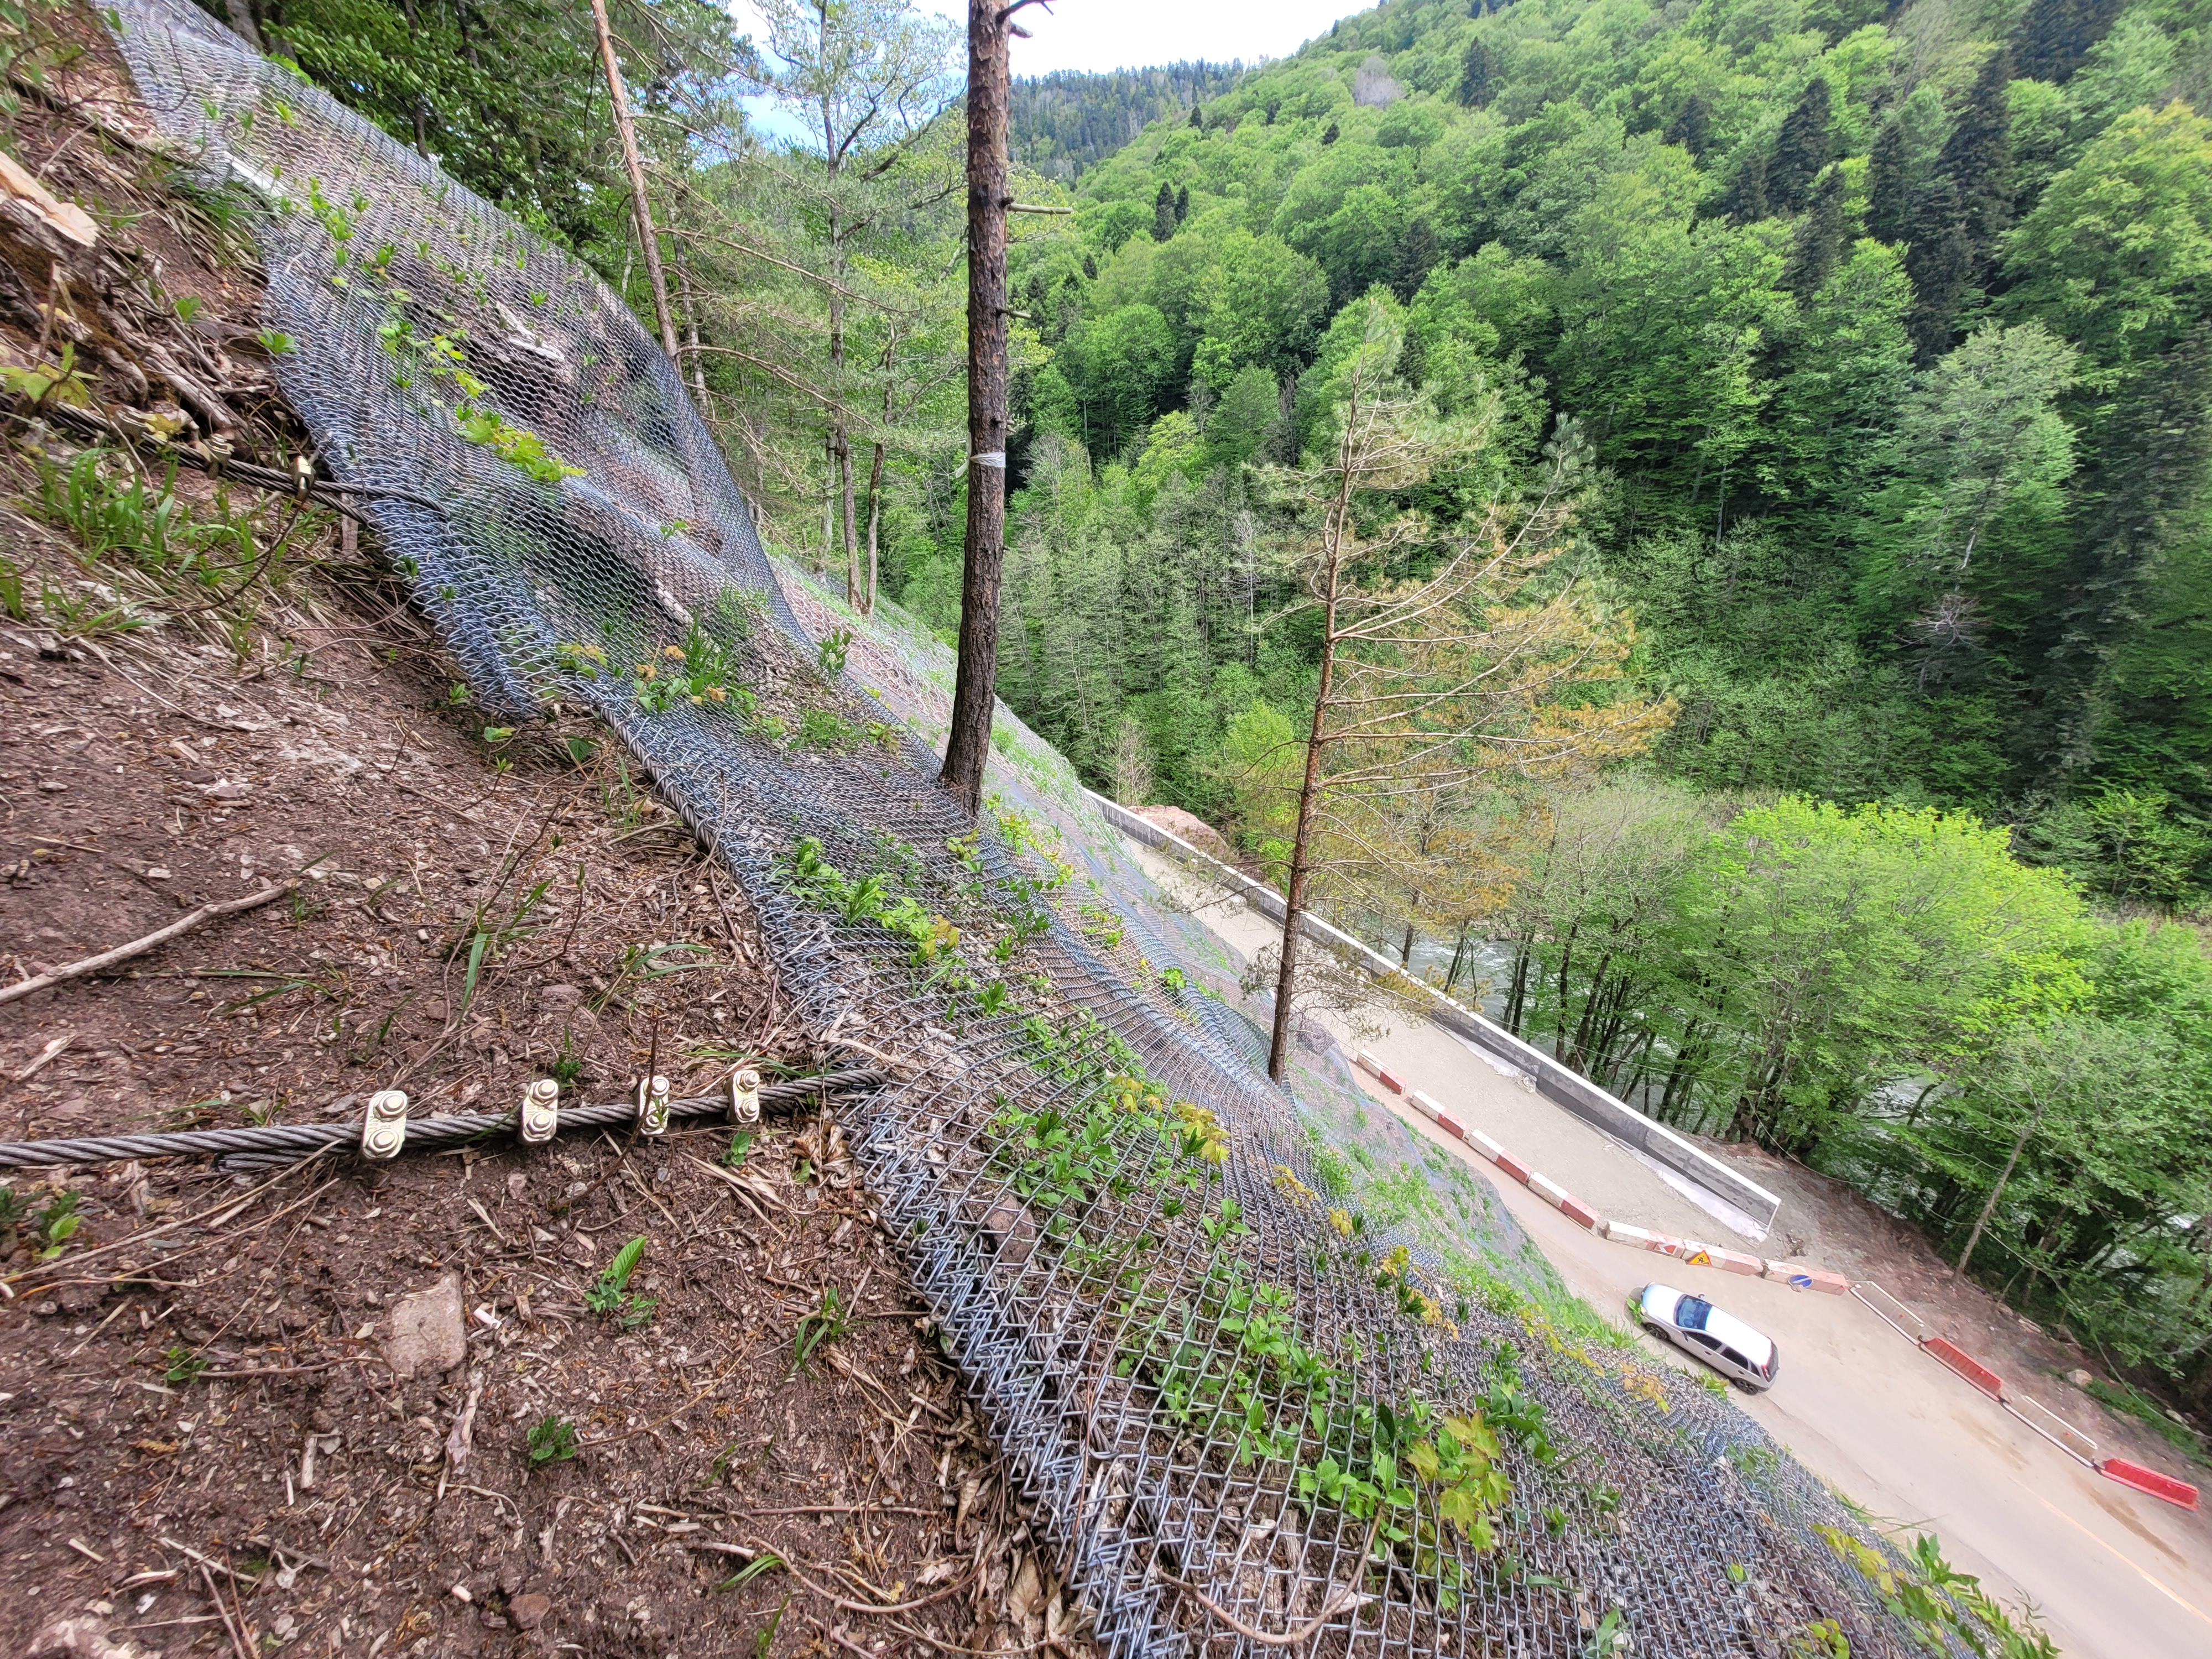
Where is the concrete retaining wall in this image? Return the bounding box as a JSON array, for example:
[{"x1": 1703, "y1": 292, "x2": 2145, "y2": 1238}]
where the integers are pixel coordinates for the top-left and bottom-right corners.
[{"x1": 1088, "y1": 790, "x2": 1782, "y2": 1233}]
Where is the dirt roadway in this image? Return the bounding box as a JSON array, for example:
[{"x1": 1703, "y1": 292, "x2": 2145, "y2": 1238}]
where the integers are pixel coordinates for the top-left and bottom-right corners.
[{"x1": 1131, "y1": 843, "x2": 2212, "y2": 1659}]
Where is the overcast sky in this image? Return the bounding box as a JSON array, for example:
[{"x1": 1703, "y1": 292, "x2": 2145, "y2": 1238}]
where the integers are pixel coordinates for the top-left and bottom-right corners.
[
  {"x1": 727, "y1": 1, "x2": 1355, "y2": 142},
  {"x1": 941, "y1": 0, "x2": 1353, "y2": 76}
]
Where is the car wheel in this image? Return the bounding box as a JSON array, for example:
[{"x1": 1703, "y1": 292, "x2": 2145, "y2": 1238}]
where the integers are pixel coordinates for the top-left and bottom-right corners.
[
  {"x1": 1641, "y1": 1322, "x2": 1667, "y2": 1341},
  {"x1": 1730, "y1": 1375, "x2": 1760, "y2": 1394}
]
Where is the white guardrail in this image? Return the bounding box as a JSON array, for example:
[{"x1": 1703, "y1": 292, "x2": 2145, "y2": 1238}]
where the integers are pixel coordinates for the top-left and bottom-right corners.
[{"x1": 1087, "y1": 790, "x2": 1783, "y2": 1234}]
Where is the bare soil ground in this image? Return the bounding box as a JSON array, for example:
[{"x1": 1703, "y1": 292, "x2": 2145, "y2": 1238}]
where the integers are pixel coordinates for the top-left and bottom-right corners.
[{"x1": 1, "y1": 15, "x2": 1067, "y2": 1657}]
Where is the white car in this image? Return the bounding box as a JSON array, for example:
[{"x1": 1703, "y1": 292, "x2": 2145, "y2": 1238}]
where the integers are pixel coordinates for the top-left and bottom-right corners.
[{"x1": 1632, "y1": 1284, "x2": 1779, "y2": 1392}]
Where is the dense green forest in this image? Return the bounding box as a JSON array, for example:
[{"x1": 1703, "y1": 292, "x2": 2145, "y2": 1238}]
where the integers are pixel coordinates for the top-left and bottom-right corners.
[
  {"x1": 961, "y1": 0, "x2": 2212, "y2": 908},
  {"x1": 221, "y1": 0, "x2": 2212, "y2": 1415},
  {"x1": 1010, "y1": 62, "x2": 1250, "y2": 181}
]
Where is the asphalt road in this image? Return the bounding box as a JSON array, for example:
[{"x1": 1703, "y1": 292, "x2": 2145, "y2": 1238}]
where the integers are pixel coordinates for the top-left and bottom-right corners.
[{"x1": 1131, "y1": 842, "x2": 2212, "y2": 1659}]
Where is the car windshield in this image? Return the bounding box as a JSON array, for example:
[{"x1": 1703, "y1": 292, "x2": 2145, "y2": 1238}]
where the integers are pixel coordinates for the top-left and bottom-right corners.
[{"x1": 1676, "y1": 1295, "x2": 1714, "y2": 1332}]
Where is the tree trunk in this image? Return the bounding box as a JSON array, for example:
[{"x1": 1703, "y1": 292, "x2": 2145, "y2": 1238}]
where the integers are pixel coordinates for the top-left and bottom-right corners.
[
  {"x1": 587, "y1": 0, "x2": 681, "y2": 363},
  {"x1": 1959, "y1": 1099, "x2": 2044, "y2": 1275},
  {"x1": 1266, "y1": 384, "x2": 1360, "y2": 1083},
  {"x1": 1549, "y1": 919, "x2": 1580, "y2": 1060},
  {"x1": 1400, "y1": 923, "x2": 1415, "y2": 968},
  {"x1": 224, "y1": 0, "x2": 264, "y2": 51},
  {"x1": 674, "y1": 242, "x2": 711, "y2": 413},
  {"x1": 838, "y1": 429, "x2": 859, "y2": 607},
  {"x1": 1503, "y1": 935, "x2": 1533, "y2": 1034},
  {"x1": 863, "y1": 440, "x2": 886, "y2": 614},
  {"x1": 939, "y1": 0, "x2": 1018, "y2": 815},
  {"x1": 1444, "y1": 922, "x2": 1471, "y2": 995}
]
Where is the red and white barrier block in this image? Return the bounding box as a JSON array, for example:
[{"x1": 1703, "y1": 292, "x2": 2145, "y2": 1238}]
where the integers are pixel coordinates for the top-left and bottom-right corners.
[
  {"x1": 1360, "y1": 1051, "x2": 1853, "y2": 1289},
  {"x1": 2099, "y1": 1458, "x2": 2200, "y2": 1511},
  {"x1": 1353, "y1": 1050, "x2": 1407, "y2": 1095}
]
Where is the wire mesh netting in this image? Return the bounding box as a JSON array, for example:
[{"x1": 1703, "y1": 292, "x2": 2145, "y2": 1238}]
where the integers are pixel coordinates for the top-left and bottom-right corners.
[{"x1": 102, "y1": 6, "x2": 1983, "y2": 1653}]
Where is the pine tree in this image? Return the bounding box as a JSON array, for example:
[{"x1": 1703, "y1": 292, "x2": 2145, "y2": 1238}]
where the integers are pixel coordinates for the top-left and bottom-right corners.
[
  {"x1": 1154, "y1": 180, "x2": 1177, "y2": 242},
  {"x1": 1937, "y1": 49, "x2": 2016, "y2": 276},
  {"x1": 1174, "y1": 182, "x2": 1190, "y2": 223},
  {"x1": 1783, "y1": 168, "x2": 1846, "y2": 301},
  {"x1": 1768, "y1": 79, "x2": 1833, "y2": 212},
  {"x1": 1459, "y1": 38, "x2": 1492, "y2": 108},
  {"x1": 1394, "y1": 216, "x2": 1442, "y2": 300},
  {"x1": 2026, "y1": 325, "x2": 2212, "y2": 784},
  {"x1": 1666, "y1": 95, "x2": 1713, "y2": 159},
  {"x1": 1723, "y1": 149, "x2": 1770, "y2": 223},
  {"x1": 1866, "y1": 116, "x2": 1912, "y2": 243},
  {"x1": 2012, "y1": 0, "x2": 2125, "y2": 84},
  {"x1": 1905, "y1": 176, "x2": 1974, "y2": 360}
]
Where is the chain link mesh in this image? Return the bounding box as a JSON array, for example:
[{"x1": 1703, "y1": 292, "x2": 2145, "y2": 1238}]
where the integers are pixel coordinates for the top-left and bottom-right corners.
[{"x1": 100, "y1": 7, "x2": 1972, "y2": 1653}]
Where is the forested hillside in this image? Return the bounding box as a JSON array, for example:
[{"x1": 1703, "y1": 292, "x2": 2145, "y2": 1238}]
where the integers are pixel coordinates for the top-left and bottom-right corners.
[
  {"x1": 205, "y1": 0, "x2": 2212, "y2": 1420},
  {"x1": 1010, "y1": 62, "x2": 1249, "y2": 181},
  {"x1": 978, "y1": 0, "x2": 2211, "y2": 902}
]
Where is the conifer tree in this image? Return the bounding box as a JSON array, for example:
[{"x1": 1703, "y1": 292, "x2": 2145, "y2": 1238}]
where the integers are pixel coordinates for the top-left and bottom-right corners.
[
  {"x1": 1395, "y1": 217, "x2": 1442, "y2": 301},
  {"x1": 1154, "y1": 180, "x2": 1177, "y2": 242},
  {"x1": 2012, "y1": 0, "x2": 2125, "y2": 84},
  {"x1": 1866, "y1": 116, "x2": 1912, "y2": 243},
  {"x1": 1783, "y1": 168, "x2": 1846, "y2": 301},
  {"x1": 1905, "y1": 176, "x2": 1972, "y2": 359},
  {"x1": 1768, "y1": 79, "x2": 1833, "y2": 212},
  {"x1": 2027, "y1": 324, "x2": 2212, "y2": 783},
  {"x1": 1936, "y1": 49, "x2": 2016, "y2": 279},
  {"x1": 1666, "y1": 95, "x2": 1712, "y2": 158},
  {"x1": 1174, "y1": 182, "x2": 1190, "y2": 223},
  {"x1": 1459, "y1": 37, "x2": 1491, "y2": 108},
  {"x1": 1723, "y1": 149, "x2": 1769, "y2": 223}
]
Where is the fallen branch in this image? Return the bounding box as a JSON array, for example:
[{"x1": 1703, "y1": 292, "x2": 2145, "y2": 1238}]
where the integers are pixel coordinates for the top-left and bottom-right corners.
[
  {"x1": 749, "y1": 1543, "x2": 979, "y2": 1616},
  {"x1": 1149, "y1": 1512, "x2": 1381, "y2": 1647},
  {"x1": 0, "y1": 882, "x2": 297, "y2": 1006}
]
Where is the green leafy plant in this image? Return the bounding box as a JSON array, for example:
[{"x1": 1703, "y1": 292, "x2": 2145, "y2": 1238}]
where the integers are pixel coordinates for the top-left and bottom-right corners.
[
  {"x1": 794, "y1": 706, "x2": 858, "y2": 751},
  {"x1": 586, "y1": 1235, "x2": 655, "y2": 1328},
  {"x1": 722, "y1": 1131, "x2": 755, "y2": 1168},
  {"x1": 816, "y1": 627, "x2": 853, "y2": 677},
  {"x1": 28, "y1": 1190, "x2": 80, "y2": 1261},
  {"x1": 553, "y1": 641, "x2": 607, "y2": 681},
  {"x1": 256, "y1": 328, "x2": 296, "y2": 356},
  {"x1": 164, "y1": 1345, "x2": 208, "y2": 1385},
  {"x1": 715, "y1": 1552, "x2": 784, "y2": 1592},
  {"x1": 526, "y1": 1414, "x2": 578, "y2": 1469},
  {"x1": 791, "y1": 1285, "x2": 852, "y2": 1376},
  {"x1": 754, "y1": 1592, "x2": 792, "y2": 1659},
  {"x1": 456, "y1": 404, "x2": 583, "y2": 485},
  {"x1": 2, "y1": 343, "x2": 93, "y2": 408}
]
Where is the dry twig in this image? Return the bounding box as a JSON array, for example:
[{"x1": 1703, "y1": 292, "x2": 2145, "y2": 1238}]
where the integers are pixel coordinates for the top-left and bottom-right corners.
[{"x1": 0, "y1": 882, "x2": 298, "y2": 1006}]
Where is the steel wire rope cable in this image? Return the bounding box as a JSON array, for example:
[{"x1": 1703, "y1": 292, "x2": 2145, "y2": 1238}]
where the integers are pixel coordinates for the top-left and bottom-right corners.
[
  {"x1": 0, "y1": 1073, "x2": 880, "y2": 1169},
  {"x1": 96, "y1": 6, "x2": 1980, "y2": 1653}
]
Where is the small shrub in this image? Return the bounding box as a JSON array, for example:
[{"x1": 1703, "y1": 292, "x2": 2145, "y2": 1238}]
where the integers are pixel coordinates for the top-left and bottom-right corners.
[{"x1": 526, "y1": 1414, "x2": 578, "y2": 1469}]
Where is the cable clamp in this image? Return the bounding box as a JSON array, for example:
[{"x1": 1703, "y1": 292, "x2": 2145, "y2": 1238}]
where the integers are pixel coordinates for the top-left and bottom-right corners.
[
  {"x1": 729, "y1": 1067, "x2": 761, "y2": 1126},
  {"x1": 519, "y1": 1077, "x2": 559, "y2": 1145},
  {"x1": 635, "y1": 1074, "x2": 670, "y2": 1136},
  {"x1": 291, "y1": 452, "x2": 314, "y2": 499},
  {"x1": 362, "y1": 1089, "x2": 408, "y2": 1159}
]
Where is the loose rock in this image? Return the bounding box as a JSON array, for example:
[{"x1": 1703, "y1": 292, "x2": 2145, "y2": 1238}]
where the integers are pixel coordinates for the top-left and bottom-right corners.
[{"x1": 386, "y1": 1271, "x2": 467, "y2": 1379}]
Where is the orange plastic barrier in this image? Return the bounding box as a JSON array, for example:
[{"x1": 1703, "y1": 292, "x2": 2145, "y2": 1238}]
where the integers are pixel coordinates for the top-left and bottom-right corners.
[
  {"x1": 1922, "y1": 1336, "x2": 2005, "y2": 1401},
  {"x1": 2099, "y1": 1458, "x2": 2200, "y2": 1511}
]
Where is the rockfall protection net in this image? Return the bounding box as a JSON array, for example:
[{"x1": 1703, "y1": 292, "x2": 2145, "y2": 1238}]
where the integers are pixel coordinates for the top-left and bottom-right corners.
[{"x1": 106, "y1": 7, "x2": 1973, "y2": 1653}]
